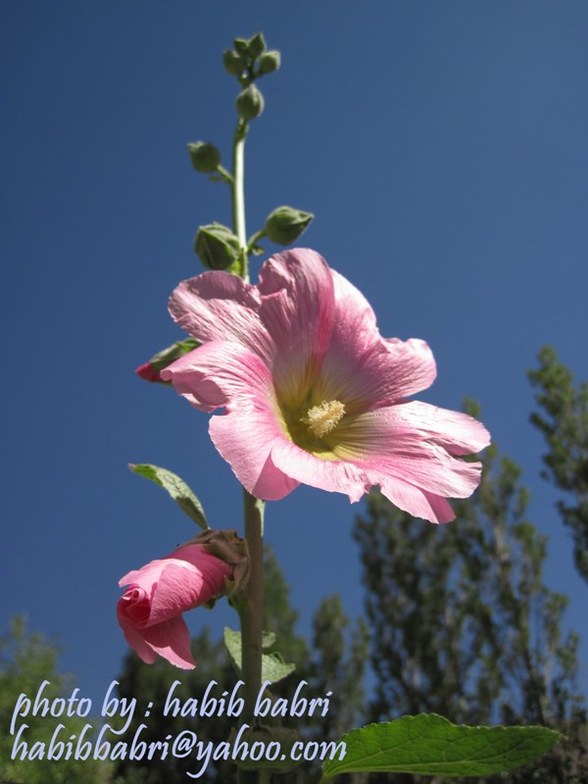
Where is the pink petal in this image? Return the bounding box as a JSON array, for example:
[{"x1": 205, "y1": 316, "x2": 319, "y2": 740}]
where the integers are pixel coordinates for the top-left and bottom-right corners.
[
  {"x1": 336, "y1": 402, "x2": 489, "y2": 500},
  {"x1": 398, "y1": 400, "x2": 491, "y2": 455},
  {"x1": 270, "y1": 436, "x2": 463, "y2": 524},
  {"x1": 270, "y1": 399, "x2": 489, "y2": 523},
  {"x1": 139, "y1": 616, "x2": 195, "y2": 669},
  {"x1": 318, "y1": 270, "x2": 437, "y2": 408},
  {"x1": 270, "y1": 439, "x2": 371, "y2": 502},
  {"x1": 168, "y1": 272, "x2": 274, "y2": 365},
  {"x1": 161, "y1": 341, "x2": 274, "y2": 413},
  {"x1": 117, "y1": 606, "x2": 195, "y2": 669},
  {"x1": 377, "y1": 476, "x2": 457, "y2": 524},
  {"x1": 119, "y1": 545, "x2": 231, "y2": 626},
  {"x1": 257, "y1": 249, "x2": 336, "y2": 403},
  {"x1": 210, "y1": 412, "x2": 300, "y2": 500},
  {"x1": 162, "y1": 340, "x2": 299, "y2": 499},
  {"x1": 117, "y1": 608, "x2": 158, "y2": 664}
]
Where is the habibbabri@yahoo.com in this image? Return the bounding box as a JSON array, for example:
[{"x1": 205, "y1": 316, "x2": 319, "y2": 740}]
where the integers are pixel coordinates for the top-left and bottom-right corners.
[{"x1": 9, "y1": 678, "x2": 347, "y2": 777}]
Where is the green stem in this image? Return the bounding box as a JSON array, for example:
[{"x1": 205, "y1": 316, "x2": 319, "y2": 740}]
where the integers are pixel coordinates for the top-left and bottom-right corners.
[
  {"x1": 239, "y1": 489, "x2": 265, "y2": 720},
  {"x1": 216, "y1": 163, "x2": 234, "y2": 184},
  {"x1": 232, "y1": 118, "x2": 250, "y2": 280},
  {"x1": 231, "y1": 114, "x2": 266, "y2": 784}
]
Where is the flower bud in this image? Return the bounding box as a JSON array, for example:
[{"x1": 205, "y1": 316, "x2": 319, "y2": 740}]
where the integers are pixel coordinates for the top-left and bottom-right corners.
[
  {"x1": 233, "y1": 38, "x2": 250, "y2": 56},
  {"x1": 264, "y1": 206, "x2": 314, "y2": 245},
  {"x1": 247, "y1": 32, "x2": 266, "y2": 59},
  {"x1": 236, "y1": 84, "x2": 264, "y2": 120},
  {"x1": 194, "y1": 223, "x2": 241, "y2": 270},
  {"x1": 187, "y1": 142, "x2": 221, "y2": 174},
  {"x1": 257, "y1": 50, "x2": 281, "y2": 75},
  {"x1": 223, "y1": 49, "x2": 245, "y2": 77},
  {"x1": 233, "y1": 33, "x2": 266, "y2": 60},
  {"x1": 135, "y1": 338, "x2": 200, "y2": 383}
]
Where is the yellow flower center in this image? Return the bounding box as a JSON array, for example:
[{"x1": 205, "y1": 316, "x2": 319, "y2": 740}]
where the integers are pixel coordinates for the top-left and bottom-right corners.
[{"x1": 301, "y1": 400, "x2": 346, "y2": 438}]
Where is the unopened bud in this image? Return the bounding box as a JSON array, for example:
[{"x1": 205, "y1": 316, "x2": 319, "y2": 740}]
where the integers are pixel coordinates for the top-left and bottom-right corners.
[
  {"x1": 233, "y1": 38, "x2": 250, "y2": 56},
  {"x1": 257, "y1": 50, "x2": 281, "y2": 76},
  {"x1": 187, "y1": 142, "x2": 221, "y2": 174},
  {"x1": 223, "y1": 49, "x2": 245, "y2": 77},
  {"x1": 194, "y1": 223, "x2": 241, "y2": 270},
  {"x1": 236, "y1": 84, "x2": 264, "y2": 120},
  {"x1": 264, "y1": 205, "x2": 314, "y2": 245},
  {"x1": 247, "y1": 33, "x2": 266, "y2": 59},
  {"x1": 135, "y1": 338, "x2": 199, "y2": 384}
]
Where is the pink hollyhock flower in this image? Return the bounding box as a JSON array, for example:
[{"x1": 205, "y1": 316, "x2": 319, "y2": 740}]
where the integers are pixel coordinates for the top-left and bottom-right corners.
[
  {"x1": 161, "y1": 249, "x2": 490, "y2": 523},
  {"x1": 117, "y1": 543, "x2": 232, "y2": 669}
]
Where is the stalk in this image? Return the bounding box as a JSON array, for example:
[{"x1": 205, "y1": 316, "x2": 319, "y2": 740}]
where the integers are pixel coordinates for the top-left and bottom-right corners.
[{"x1": 231, "y1": 114, "x2": 266, "y2": 783}]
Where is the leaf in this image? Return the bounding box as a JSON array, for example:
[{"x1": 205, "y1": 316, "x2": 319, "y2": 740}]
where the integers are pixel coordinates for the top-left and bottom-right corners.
[
  {"x1": 148, "y1": 337, "x2": 200, "y2": 371},
  {"x1": 321, "y1": 714, "x2": 561, "y2": 780},
  {"x1": 261, "y1": 650, "x2": 296, "y2": 684},
  {"x1": 224, "y1": 627, "x2": 295, "y2": 684},
  {"x1": 129, "y1": 463, "x2": 209, "y2": 531}
]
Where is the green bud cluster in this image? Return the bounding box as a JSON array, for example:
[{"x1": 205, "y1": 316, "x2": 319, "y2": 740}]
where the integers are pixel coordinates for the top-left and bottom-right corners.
[{"x1": 223, "y1": 33, "x2": 281, "y2": 122}]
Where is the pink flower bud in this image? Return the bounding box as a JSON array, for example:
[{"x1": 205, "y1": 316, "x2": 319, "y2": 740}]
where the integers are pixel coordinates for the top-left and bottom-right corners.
[
  {"x1": 135, "y1": 361, "x2": 163, "y2": 383},
  {"x1": 117, "y1": 543, "x2": 232, "y2": 669}
]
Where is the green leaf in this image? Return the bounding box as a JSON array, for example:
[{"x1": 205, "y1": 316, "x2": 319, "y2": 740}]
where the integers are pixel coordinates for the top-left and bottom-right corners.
[
  {"x1": 321, "y1": 714, "x2": 561, "y2": 780},
  {"x1": 261, "y1": 650, "x2": 296, "y2": 684},
  {"x1": 148, "y1": 337, "x2": 200, "y2": 371},
  {"x1": 224, "y1": 627, "x2": 295, "y2": 684},
  {"x1": 129, "y1": 463, "x2": 209, "y2": 531}
]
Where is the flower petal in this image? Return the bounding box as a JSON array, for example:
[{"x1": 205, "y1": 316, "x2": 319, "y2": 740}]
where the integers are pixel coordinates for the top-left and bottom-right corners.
[
  {"x1": 270, "y1": 435, "x2": 461, "y2": 523},
  {"x1": 138, "y1": 616, "x2": 195, "y2": 669},
  {"x1": 162, "y1": 339, "x2": 298, "y2": 499},
  {"x1": 168, "y1": 271, "x2": 274, "y2": 365},
  {"x1": 257, "y1": 249, "x2": 336, "y2": 405},
  {"x1": 336, "y1": 402, "x2": 489, "y2": 499},
  {"x1": 318, "y1": 270, "x2": 437, "y2": 408},
  {"x1": 270, "y1": 438, "x2": 371, "y2": 502},
  {"x1": 377, "y1": 476, "x2": 457, "y2": 524},
  {"x1": 116, "y1": 590, "x2": 196, "y2": 668},
  {"x1": 210, "y1": 408, "x2": 300, "y2": 500},
  {"x1": 117, "y1": 606, "x2": 158, "y2": 664},
  {"x1": 161, "y1": 341, "x2": 274, "y2": 413}
]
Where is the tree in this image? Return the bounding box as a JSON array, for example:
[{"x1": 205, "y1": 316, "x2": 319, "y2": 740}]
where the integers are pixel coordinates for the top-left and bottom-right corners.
[
  {"x1": 0, "y1": 616, "x2": 110, "y2": 784},
  {"x1": 308, "y1": 595, "x2": 368, "y2": 741},
  {"x1": 354, "y1": 416, "x2": 587, "y2": 783},
  {"x1": 528, "y1": 345, "x2": 588, "y2": 583}
]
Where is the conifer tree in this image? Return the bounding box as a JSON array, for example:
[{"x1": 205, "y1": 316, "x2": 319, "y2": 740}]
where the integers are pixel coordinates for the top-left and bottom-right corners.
[
  {"x1": 528, "y1": 346, "x2": 588, "y2": 583},
  {"x1": 354, "y1": 418, "x2": 587, "y2": 783}
]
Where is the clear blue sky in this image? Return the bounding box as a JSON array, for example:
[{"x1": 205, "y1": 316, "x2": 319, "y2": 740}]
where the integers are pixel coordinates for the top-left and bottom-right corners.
[{"x1": 2, "y1": 1, "x2": 587, "y2": 706}]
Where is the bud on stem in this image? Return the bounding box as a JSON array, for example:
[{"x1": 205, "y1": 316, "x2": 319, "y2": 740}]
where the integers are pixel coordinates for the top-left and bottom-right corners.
[
  {"x1": 188, "y1": 141, "x2": 222, "y2": 173},
  {"x1": 194, "y1": 223, "x2": 241, "y2": 270},
  {"x1": 236, "y1": 84, "x2": 264, "y2": 120},
  {"x1": 263, "y1": 205, "x2": 314, "y2": 245}
]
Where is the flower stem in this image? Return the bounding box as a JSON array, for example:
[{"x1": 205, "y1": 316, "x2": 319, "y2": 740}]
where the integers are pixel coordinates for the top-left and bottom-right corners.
[
  {"x1": 240, "y1": 489, "x2": 265, "y2": 719},
  {"x1": 231, "y1": 113, "x2": 266, "y2": 784},
  {"x1": 232, "y1": 118, "x2": 250, "y2": 280}
]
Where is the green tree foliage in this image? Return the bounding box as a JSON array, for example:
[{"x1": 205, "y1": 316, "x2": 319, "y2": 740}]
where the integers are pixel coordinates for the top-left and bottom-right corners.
[
  {"x1": 308, "y1": 595, "x2": 368, "y2": 741},
  {"x1": 528, "y1": 346, "x2": 588, "y2": 583},
  {"x1": 354, "y1": 426, "x2": 587, "y2": 783},
  {"x1": 113, "y1": 548, "x2": 367, "y2": 784},
  {"x1": 0, "y1": 616, "x2": 110, "y2": 784},
  {"x1": 113, "y1": 629, "x2": 236, "y2": 784}
]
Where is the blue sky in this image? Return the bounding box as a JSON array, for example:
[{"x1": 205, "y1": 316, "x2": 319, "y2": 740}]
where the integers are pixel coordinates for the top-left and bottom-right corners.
[{"x1": 2, "y1": 0, "x2": 587, "y2": 709}]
